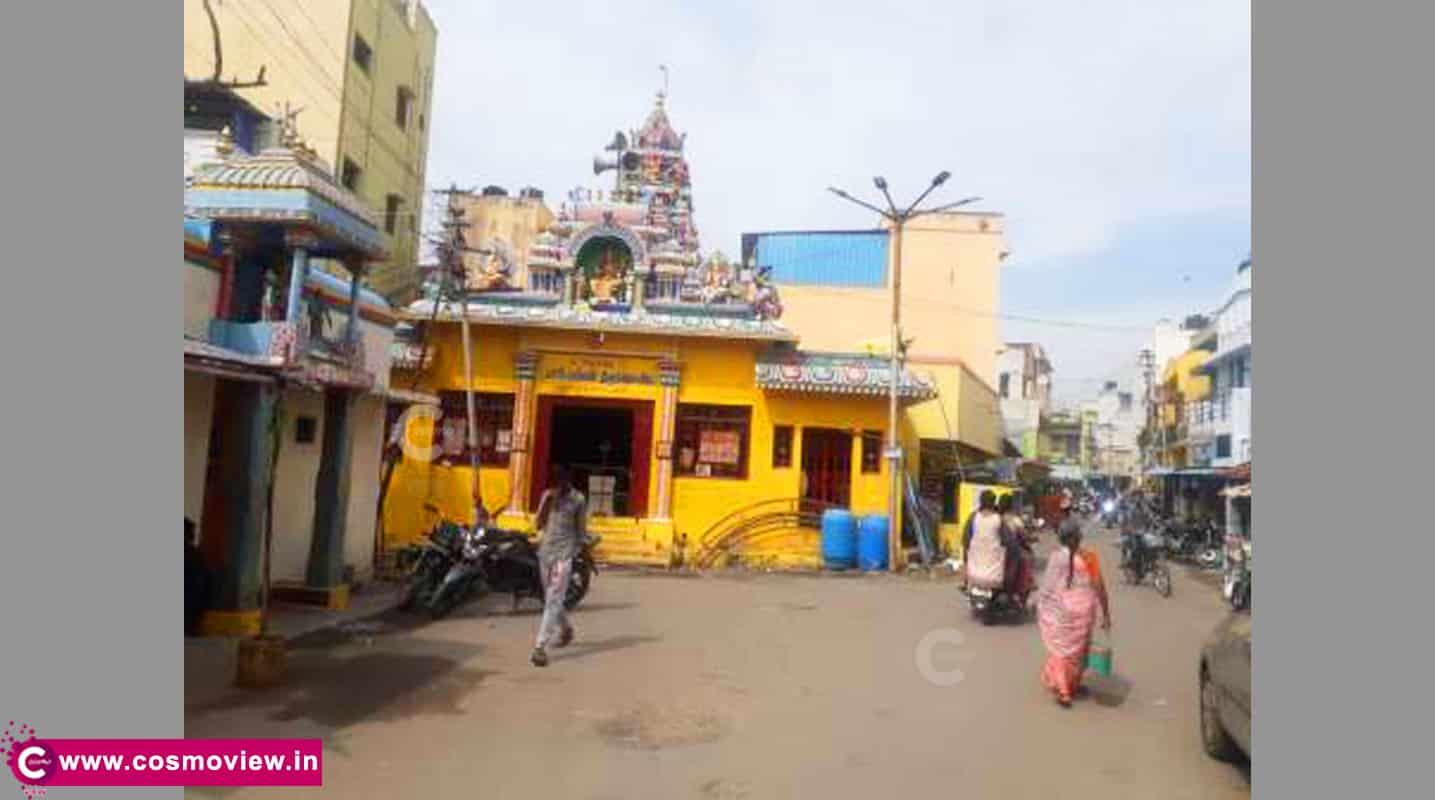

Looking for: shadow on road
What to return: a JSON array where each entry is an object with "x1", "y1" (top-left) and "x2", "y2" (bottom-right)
[
  {"x1": 189, "y1": 636, "x2": 491, "y2": 730},
  {"x1": 1085, "y1": 672, "x2": 1133, "y2": 708},
  {"x1": 553, "y1": 634, "x2": 663, "y2": 663}
]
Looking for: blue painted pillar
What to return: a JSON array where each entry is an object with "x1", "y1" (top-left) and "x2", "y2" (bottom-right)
[
  {"x1": 305, "y1": 388, "x2": 357, "y2": 589},
  {"x1": 285, "y1": 244, "x2": 310, "y2": 325},
  {"x1": 213, "y1": 380, "x2": 277, "y2": 615},
  {"x1": 346, "y1": 264, "x2": 363, "y2": 346}
]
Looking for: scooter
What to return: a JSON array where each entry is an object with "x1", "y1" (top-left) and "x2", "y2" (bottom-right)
[{"x1": 966, "y1": 582, "x2": 1028, "y2": 626}]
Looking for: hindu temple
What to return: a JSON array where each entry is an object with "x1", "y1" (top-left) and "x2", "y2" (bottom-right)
[{"x1": 383, "y1": 89, "x2": 936, "y2": 569}]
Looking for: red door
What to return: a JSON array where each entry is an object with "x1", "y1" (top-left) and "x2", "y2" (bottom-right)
[
  {"x1": 802, "y1": 427, "x2": 853, "y2": 507},
  {"x1": 528, "y1": 396, "x2": 654, "y2": 518},
  {"x1": 628, "y1": 401, "x2": 652, "y2": 518}
]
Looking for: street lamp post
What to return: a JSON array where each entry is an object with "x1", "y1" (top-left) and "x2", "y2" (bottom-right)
[{"x1": 828, "y1": 174, "x2": 980, "y2": 572}]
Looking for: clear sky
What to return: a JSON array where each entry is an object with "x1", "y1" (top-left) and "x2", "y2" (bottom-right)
[{"x1": 420, "y1": 0, "x2": 1250, "y2": 403}]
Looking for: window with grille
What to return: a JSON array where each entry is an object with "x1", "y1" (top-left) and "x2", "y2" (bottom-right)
[
  {"x1": 772, "y1": 425, "x2": 794, "y2": 468},
  {"x1": 435, "y1": 392, "x2": 515, "y2": 466},
  {"x1": 675, "y1": 404, "x2": 751, "y2": 479},
  {"x1": 999, "y1": 373, "x2": 1010, "y2": 399}
]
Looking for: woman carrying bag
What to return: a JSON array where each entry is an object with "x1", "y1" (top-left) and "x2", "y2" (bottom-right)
[{"x1": 1036, "y1": 517, "x2": 1112, "y2": 707}]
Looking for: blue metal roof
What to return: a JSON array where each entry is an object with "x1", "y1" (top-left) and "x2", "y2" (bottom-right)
[{"x1": 749, "y1": 230, "x2": 889, "y2": 288}]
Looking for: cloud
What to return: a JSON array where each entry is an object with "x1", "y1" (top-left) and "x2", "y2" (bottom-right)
[
  {"x1": 418, "y1": 0, "x2": 1249, "y2": 394},
  {"x1": 422, "y1": 0, "x2": 1248, "y2": 263}
]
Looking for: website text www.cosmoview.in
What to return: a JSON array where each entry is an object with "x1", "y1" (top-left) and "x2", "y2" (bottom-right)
[{"x1": 7, "y1": 738, "x2": 323, "y2": 788}]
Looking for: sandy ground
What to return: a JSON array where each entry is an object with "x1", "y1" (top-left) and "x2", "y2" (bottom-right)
[{"x1": 185, "y1": 528, "x2": 1250, "y2": 799}]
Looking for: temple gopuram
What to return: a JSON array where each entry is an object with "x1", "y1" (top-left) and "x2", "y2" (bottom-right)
[{"x1": 384, "y1": 90, "x2": 935, "y2": 570}]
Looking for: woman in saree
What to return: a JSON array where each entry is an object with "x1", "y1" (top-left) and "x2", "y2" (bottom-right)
[{"x1": 1037, "y1": 518, "x2": 1112, "y2": 707}]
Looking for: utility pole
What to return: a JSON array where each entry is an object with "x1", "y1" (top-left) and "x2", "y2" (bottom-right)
[
  {"x1": 431, "y1": 185, "x2": 483, "y2": 515},
  {"x1": 828, "y1": 175, "x2": 981, "y2": 572},
  {"x1": 1138, "y1": 348, "x2": 1156, "y2": 478}
]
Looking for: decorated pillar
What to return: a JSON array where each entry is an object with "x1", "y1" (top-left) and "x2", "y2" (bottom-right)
[
  {"x1": 506, "y1": 351, "x2": 541, "y2": 515},
  {"x1": 652, "y1": 359, "x2": 682, "y2": 520},
  {"x1": 632, "y1": 268, "x2": 647, "y2": 313}
]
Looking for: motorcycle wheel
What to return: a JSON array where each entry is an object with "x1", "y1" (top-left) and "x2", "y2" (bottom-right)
[
  {"x1": 428, "y1": 579, "x2": 466, "y2": 620},
  {"x1": 564, "y1": 561, "x2": 592, "y2": 610},
  {"x1": 398, "y1": 578, "x2": 425, "y2": 612},
  {"x1": 398, "y1": 560, "x2": 439, "y2": 612},
  {"x1": 1153, "y1": 565, "x2": 1173, "y2": 597}
]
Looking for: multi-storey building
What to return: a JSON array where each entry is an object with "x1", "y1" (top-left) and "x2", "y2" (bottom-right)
[
  {"x1": 183, "y1": 0, "x2": 438, "y2": 303},
  {"x1": 1190, "y1": 258, "x2": 1252, "y2": 468},
  {"x1": 996, "y1": 342, "x2": 1053, "y2": 458}
]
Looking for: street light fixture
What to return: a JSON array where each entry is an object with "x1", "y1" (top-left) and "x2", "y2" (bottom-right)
[{"x1": 827, "y1": 172, "x2": 983, "y2": 572}]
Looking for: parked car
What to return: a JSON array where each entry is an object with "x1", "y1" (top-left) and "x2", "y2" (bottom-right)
[{"x1": 1199, "y1": 606, "x2": 1251, "y2": 762}]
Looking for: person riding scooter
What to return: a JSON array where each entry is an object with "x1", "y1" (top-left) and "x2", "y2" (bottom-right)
[
  {"x1": 997, "y1": 493, "x2": 1035, "y2": 605},
  {"x1": 962, "y1": 490, "x2": 1006, "y2": 592}
]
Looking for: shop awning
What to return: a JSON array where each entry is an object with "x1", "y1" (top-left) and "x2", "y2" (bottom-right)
[
  {"x1": 1147, "y1": 466, "x2": 1224, "y2": 477},
  {"x1": 755, "y1": 350, "x2": 937, "y2": 400},
  {"x1": 1222, "y1": 483, "x2": 1251, "y2": 498}
]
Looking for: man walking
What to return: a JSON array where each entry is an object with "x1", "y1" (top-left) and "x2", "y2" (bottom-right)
[{"x1": 531, "y1": 463, "x2": 587, "y2": 667}]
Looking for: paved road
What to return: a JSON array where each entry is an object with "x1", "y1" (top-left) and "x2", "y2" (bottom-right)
[{"x1": 186, "y1": 527, "x2": 1249, "y2": 799}]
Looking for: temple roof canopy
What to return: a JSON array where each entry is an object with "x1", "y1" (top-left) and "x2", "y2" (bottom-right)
[{"x1": 185, "y1": 140, "x2": 388, "y2": 261}]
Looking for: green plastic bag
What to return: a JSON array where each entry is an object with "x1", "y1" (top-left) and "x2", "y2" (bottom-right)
[{"x1": 1086, "y1": 630, "x2": 1114, "y2": 677}]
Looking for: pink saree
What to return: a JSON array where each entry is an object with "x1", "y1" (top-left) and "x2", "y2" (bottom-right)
[{"x1": 1037, "y1": 548, "x2": 1101, "y2": 702}]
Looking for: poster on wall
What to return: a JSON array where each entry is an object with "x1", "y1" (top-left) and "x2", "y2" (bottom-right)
[
  {"x1": 698, "y1": 429, "x2": 740, "y2": 465},
  {"x1": 679, "y1": 447, "x2": 696, "y2": 471},
  {"x1": 496, "y1": 429, "x2": 512, "y2": 453}
]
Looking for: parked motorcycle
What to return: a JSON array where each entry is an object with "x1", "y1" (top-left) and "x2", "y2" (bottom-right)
[
  {"x1": 397, "y1": 512, "x2": 465, "y2": 612},
  {"x1": 1164, "y1": 518, "x2": 1222, "y2": 569},
  {"x1": 427, "y1": 522, "x2": 603, "y2": 620}
]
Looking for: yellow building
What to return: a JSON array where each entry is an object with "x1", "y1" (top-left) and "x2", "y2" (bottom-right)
[
  {"x1": 384, "y1": 314, "x2": 934, "y2": 569},
  {"x1": 1154, "y1": 348, "x2": 1213, "y2": 468},
  {"x1": 383, "y1": 92, "x2": 947, "y2": 569},
  {"x1": 183, "y1": 0, "x2": 438, "y2": 302},
  {"x1": 743, "y1": 213, "x2": 1011, "y2": 509}
]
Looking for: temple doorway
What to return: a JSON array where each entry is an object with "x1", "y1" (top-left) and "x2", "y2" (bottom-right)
[
  {"x1": 530, "y1": 396, "x2": 653, "y2": 518},
  {"x1": 802, "y1": 427, "x2": 852, "y2": 508}
]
